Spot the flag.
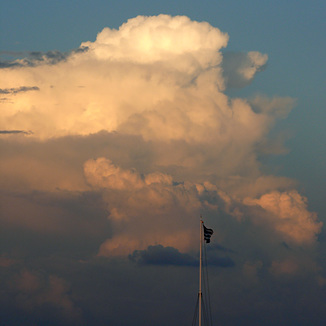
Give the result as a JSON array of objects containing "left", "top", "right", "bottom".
[{"left": 203, "top": 224, "right": 214, "bottom": 243}]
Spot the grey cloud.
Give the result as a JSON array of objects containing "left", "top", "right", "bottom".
[
  {"left": 0, "top": 86, "right": 39, "bottom": 94},
  {"left": 0, "top": 47, "right": 89, "bottom": 68},
  {"left": 29, "top": 50, "right": 67, "bottom": 64},
  {"left": 129, "top": 245, "right": 198, "bottom": 266},
  {"left": 222, "top": 51, "right": 267, "bottom": 88},
  {"left": 207, "top": 256, "right": 235, "bottom": 267},
  {"left": 73, "top": 46, "right": 89, "bottom": 54},
  {"left": 0, "top": 266, "right": 83, "bottom": 326},
  {"left": 0, "top": 61, "right": 22, "bottom": 68},
  {"left": 0, "top": 130, "right": 33, "bottom": 135},
  {"left": 207, "top": 243, "right": 237, "bottom": 254},
  {"left": 129, "top": 244, "right": 235, "bottom": 268},
  {"left": 0, "top": 190, "right": 111, "bottom": 259}
]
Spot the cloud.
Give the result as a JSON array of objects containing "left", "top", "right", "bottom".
[
  {"left": 0, "top": 129, "right": 32, "bottom": 135},
  {"left": 2, "top": 266, "right": 82, "bottom": 325},
  {"left": 0, "top": 15, "right": 226, "bottom": 140},
  {"left": 0, "top": 14, "right": 323, "bottom": 301},
  {"left": 81, "top": 15, "right": 228, "bottom": 71},
  {"left": 129, "top": 245, "right": 198, "bottom": 266},
  {"left": 0, "top": 48, "right": 89, "bottom": 68},
  {"left": 0, "top": 86, "right": 39, "bottom": 94},
  {"left": 0, "top": 15, "right": 297, "bottom": 190},
  {"left": 83, "top": 158, "right": 322, "bottom": 261},
  {"left": 222, "top": 51, "right": 268, "bottom": 88},
  {"left": 243, "top": 190, "right": 323, "bottom": 245},
  {"left": 84, "top": 157, "right": 203, "bottom": 256},
  {"left": 129, "top": 244, "right": 235, "bottom": 267},
  {"left": 0, "top": 255, "right": 17, "bottom": 268},
  {"left": 0, "top": 14, "right": 325, "bottom": 325},
  {"left": 208, "top": 255, "right": 235, "bottom": 268}
]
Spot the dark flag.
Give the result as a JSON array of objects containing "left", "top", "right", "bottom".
[{"left": 203, "top": 225, "right": 214, "bottom": 243}]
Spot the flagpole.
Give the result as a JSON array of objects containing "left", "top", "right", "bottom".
[{"left": 199, "top": 216, "right": 202, "bottom": 326}]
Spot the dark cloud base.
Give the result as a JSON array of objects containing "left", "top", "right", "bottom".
[
  {"left": 129, "top": 244, "right": 198, "bottom": 266},
  {"left": 129, "top": 244, "right": 235, "bottom": 268}
]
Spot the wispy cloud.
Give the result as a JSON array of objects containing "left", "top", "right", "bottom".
[
  {"left": 0, "top": 47, "right": 89, "bottom": 68},
  {"left": 0, "top": 86, "right": 39, "bottom": 94},
  {"left": 0, "top": 129, "right": 33, "bottom": 135}
]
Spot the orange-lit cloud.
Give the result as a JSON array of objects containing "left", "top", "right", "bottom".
[
  {"left": 0, "top": 15, "right": 322, "bottom": 272},
  {"left": 83, "top": 158, "right": 322, "bottom": 257},
  {"left": 243, "top": 190, "right": 322, "bottom": 246},
  {"left": 84, "top": 157, "right": 203, "bottom": 255}
]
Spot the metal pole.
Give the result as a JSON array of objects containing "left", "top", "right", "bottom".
[{"left": 199, "top": 216, "right": 202, "bottom": 326}]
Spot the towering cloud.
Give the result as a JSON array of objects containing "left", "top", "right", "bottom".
[{"left": 0, "top": 14, "right": 322, "bottom": 276}]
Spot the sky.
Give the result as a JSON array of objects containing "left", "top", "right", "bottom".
[{"left": 1, "top": 1, "right": 326, "bottom": 325}]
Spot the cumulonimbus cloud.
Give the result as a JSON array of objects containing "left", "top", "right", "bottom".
[
  {"left": 0, "top": 15, "right": 322, "bottom": 271},
  {"left": 0, "top": 14, "right": 268, "bottom": 145}
]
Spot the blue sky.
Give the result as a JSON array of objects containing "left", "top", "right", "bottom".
[{"left": 1, "top": 1, "right": 326, "bottom": 325}]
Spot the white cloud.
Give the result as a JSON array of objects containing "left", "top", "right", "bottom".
[
  {"left": 0, "top": 14, "right": 267, "bottom": 147},
  {"left": 81, "top": 15, "right": 228, "bottom": 71}
]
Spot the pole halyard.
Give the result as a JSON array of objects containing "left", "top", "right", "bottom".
[
  {"left": 199, "top": 216, "right": 203, "bottom": 326},
  {"left": 193, "top": 216, "right": 214, "bottom": 326}
]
